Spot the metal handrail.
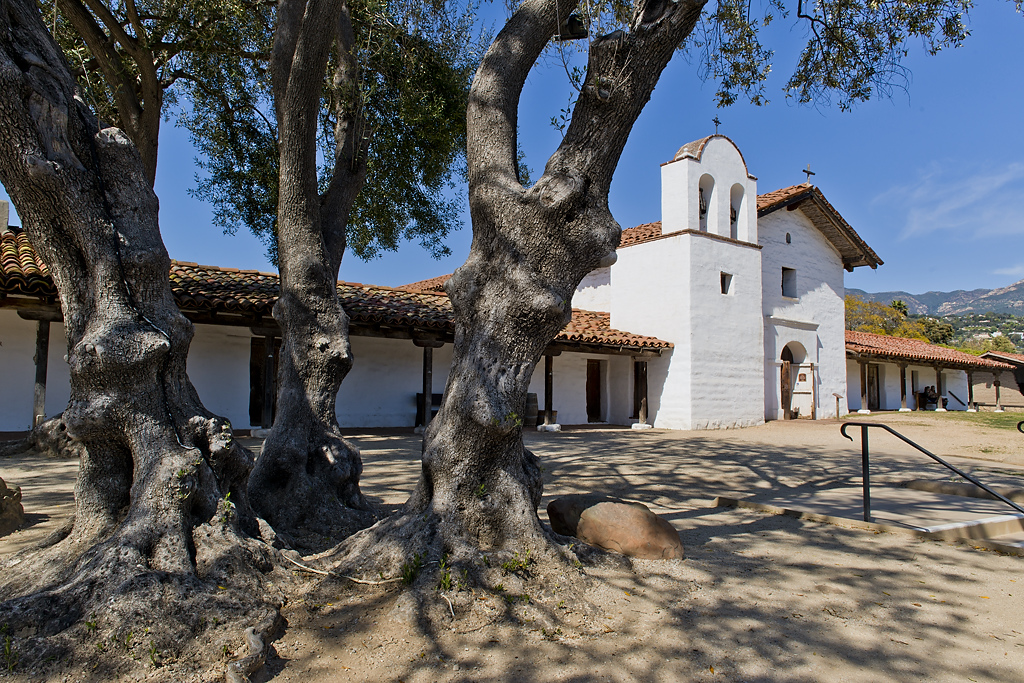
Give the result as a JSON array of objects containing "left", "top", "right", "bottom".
[{"left": 841, "top": 421, "right": 1024, "bottom": 522}]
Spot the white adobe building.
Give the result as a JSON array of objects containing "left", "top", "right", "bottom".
[
  {"left": 21, "top": 135, "right": 1014, "bottom": 436},
  {"left": 572, "top": 135, "right": 879, "bottom": 428}
]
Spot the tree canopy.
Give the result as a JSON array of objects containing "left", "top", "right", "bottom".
[
  {"left": 181, "top": 0, "right": 477, "bottom": 264},
  {"left": 846, "top": 294, "right": 927, "bottom": 338},
  {"left": 48, "top": 0, "right": 477, "bottom": 263}
]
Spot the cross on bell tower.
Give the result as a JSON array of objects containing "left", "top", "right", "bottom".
[
  {"left": 803, "top": 164, "right": 816, "bottom": 184},
  {"left": 713, "top": 116, "right": 721, "bottom": 134}
]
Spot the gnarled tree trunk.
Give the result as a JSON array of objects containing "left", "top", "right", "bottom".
[
  {"left": 416, "top": 0, "right": 704, "bottom": 554},
  {"left": 0, "top": 0, "right": 278, "bottom": 671},
  {"left": 247, "top": 0, "right": 374, "bottom": 551},
  {"left": 327, "top": 0, "right": 704, "bottom": 587}
]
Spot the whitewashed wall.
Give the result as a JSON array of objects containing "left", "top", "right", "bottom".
[
  {"left": 610, "top": 235, "right": 692, "bottom": 428},
  {"left": 573, "top": 267, "right": 612, "bottom": 312},
  {"left": 0, "top": 309, "right": 71, "bottom": 431},
  {"left": 687, "top": 235, "right": 765, "bottom": 429},
  {"left": 608, "top": 135, "right": 764, "bottom": 430},
  {"left": 521, "top": 352, "right": 627, "bottom": 426},
  {"left": 336, "top": 337, "right": 452, "bottom": 428},
  {"left": 760, "top": 209, "right": 847, "bottom": 420},
  {"left": 187, "top": 324, "right": 254, "bottom": 429}
]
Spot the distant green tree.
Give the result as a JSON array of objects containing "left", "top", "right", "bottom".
[
  {"left": 957, "top": 334, "right": 1018, "bottom": 355},
  {"left": 921, "top": 317, "right": 954, "bottom": 345},
  {"left": 890, "top": 299, "right": 908, "bottom": 317},
  {"left": 846, "top": 295, "right": 927, "bottom": 339}
]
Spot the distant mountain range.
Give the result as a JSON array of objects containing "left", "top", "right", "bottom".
[{"left": 848, "top": 280, "right": 1024, "bottom": 316}]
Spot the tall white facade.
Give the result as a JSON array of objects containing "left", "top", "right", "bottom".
[{"left": 577, "top": 134, "right": 874, "bottom": 429}]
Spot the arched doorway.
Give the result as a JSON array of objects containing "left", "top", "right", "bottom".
[{"left": 780, "top": 342, "right": 807, "bottom": 420}]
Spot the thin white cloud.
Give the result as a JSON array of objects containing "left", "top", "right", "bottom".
[
  {"left": 872, "top": 163, "right": 1024, "bottom": 240},
  {"left": 994, "top": 263, "right": 1024, "bottom": 278}
]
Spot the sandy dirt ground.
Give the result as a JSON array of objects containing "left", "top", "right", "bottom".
[{"left": 2, "top": 411, "right": 1023, "bottom": 682}]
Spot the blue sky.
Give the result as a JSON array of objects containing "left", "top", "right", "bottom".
[{"left": 3, "top": 2, "right": 1022, "bottom": 295}]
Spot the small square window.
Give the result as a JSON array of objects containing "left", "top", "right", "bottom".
[
  {"left": 720, "top": 272, "right": 733, "bottom": 295},
  {"left": 782, "top": 267, "right": 797, "bottom": 298}
]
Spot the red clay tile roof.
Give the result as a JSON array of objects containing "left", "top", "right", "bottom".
[
  {"left": 980, "top": 350, "right": 1024, "bottom": 365},
  {"left": 2, "top": 230, "right": 670, "bottom": 351},
  {"left": 755, "top": 184, "right": 813, "bottom": 212},
  {"left": 846, "top": 330, "right": 1013, "bottom": 371},
  {"left": 397, "top": 273, "right": 451, "bottom": 293},
  {"left": 0, "top": 228, "right": 56, "bottom": 298},
  {"left": 669, "top": 135, "right": 756, "bottom": 179},
  {"left": 561, "top": 310, "right": 670, "bottom": 349},
  {"left": 620, "top": 222, "right": 663, "bottom": 247}
]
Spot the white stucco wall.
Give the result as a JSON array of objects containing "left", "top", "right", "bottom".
[
  {"left": 0, "top": 309, "right": 71, "bottom": 431},
  {"left": 760, "top": 209, "right": 847, "bottom": 420},
  {"left": 609, "top": 230, "right": 763, "bottom": 430},
  {"left": 336, "top": 337, "right": 453, "bottom": 428},
  {"left": 609, "top": 234, "right": 692, "bottom": 428},
  {"left": 573, "top": 267, "right": 612, "bottom": 312},
  {"left": 187, "top": 324, "right": 254, "bottom": 429},
  {"left": 522, "top": 353, "right": 632, "bottom": 426},
  {"left": 686, "top": 235, "right": 765, "bottom": 429}
]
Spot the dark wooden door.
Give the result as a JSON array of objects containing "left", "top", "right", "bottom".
[
  {"left": 586, "top": 360, "right": 602, "bottom": 422},
  {"left": 781, "top": 360, "right": 792, "bottom": 420},
  {"left": 867, "top": 364, "right": 880, "bottom": 411},
  {"left": 249, "top": 336, "right": 281, "bottom": 427}
]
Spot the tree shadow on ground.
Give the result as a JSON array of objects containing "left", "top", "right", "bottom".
[{"left": 270, "top": 428, "right": 1022, "bottom": 683}]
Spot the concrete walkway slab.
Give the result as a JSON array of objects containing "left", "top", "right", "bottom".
[{"left": 717, "top": 484, "right": 1024, "bottom": 553}]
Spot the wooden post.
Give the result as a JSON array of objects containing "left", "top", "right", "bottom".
[
  {"left": 543, "top": 354, "right": 555, "bottom": 425},
  {"left": 967, "top": 371, "right": 976, "bottom": 412},
  {"left": 32, "top": 320, "right": 50, "bottom": 427},
  {"left": 898, "top": 364, "right": 909, "bottom": 412},
  {"left": 262, "top": 335, "right": 275, "bottom": 428},
  {"left": 421, "top": 346, "right": 433, "bottom": 427},
  {"left": 809, "top": 363, "right": 817, "bottom": 420},
  {"left": 935, "top": 366, "right": 945, "bottom": 411},
  {"left": 994, "top": 374, "right": 1003, "bottom": 412},
  {"left": 412, "top": 339, "right": 444, "bottom": 429},
  {"left": 638, "top": 361, "right": 648, "bottom": 424},
  {"left": 858, "top": 360, "right": 869, "bottom": 413}
]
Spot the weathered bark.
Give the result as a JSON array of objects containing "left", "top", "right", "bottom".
[
  {"left": 248, "top": 0, "right": 374, "bottom": 551},
  {"left": 408, "top": 0, "right": 705, "bottom": 556},
  {"left": 0, "top": 0, "right": 279, "bottom": 672}
]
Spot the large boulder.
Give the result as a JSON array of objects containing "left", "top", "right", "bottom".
[
  {"left": 547, "top": 495, "right": 684, "bottom": 560},
  {"left": 0, "top": 476, "right": 25, "bottom": 536}
]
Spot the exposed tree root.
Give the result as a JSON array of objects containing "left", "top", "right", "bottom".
[
  {"left": 0, "top": 415, "right": 84, "bottom": 460},
  {"left": 0, "top": 512, "right": 293, "bottom": 682},
  {"left": 305, "top": 507, "right": 631, "bottom": 640}
]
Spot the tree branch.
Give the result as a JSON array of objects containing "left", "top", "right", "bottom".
[
  {"left": 79, "top": 0, "right": 142, "bottom": 58},
  {"left": 57, "top": 0, "right": 143, "bottom": 129},
  {"left": 466, "top": 0, "right": 579, "bottom": 193},
  {"left": 320, "top": 0, "right": 368, "bottom": 275}
]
